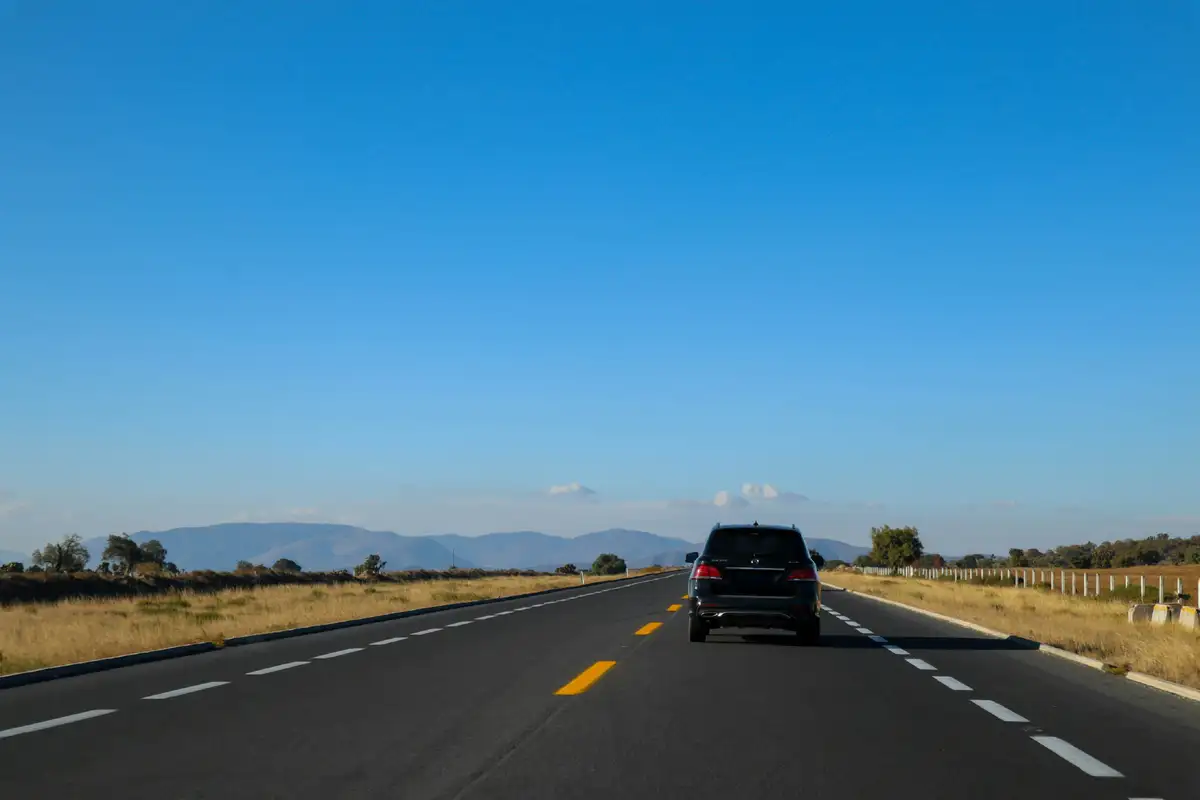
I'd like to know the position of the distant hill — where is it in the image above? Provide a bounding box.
[81,523,471,572]
[67,522,867,573]
[805,538,870,563]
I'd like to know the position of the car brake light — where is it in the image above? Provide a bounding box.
[787,567,818,581]
[693,564,722,579]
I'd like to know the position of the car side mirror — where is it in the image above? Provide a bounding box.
[685,551,698,564]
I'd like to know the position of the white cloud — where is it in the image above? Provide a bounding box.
[740,483,808,504]
[548,482,597,497]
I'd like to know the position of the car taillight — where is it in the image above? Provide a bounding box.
[787,567,818,581]
[693,564,722,579]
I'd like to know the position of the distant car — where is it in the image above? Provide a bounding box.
[684,522,822,644]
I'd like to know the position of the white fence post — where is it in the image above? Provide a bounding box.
[1177,577,1183,601]
[1159,575,1164,603]
[1140,575,1145,601]
[1072,573,1077,595]
[1109,575,1114,592]
[1083,573,1088,596]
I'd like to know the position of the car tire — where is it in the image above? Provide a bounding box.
[796,619,820,646]
[688,617,708,643]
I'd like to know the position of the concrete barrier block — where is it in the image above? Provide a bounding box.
[1151,603,1180,625]
[1128,603,1156,623]
[1179,606,1199,631]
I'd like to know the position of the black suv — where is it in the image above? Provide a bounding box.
[685,522,822,644]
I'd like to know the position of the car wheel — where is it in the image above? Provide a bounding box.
[796,619,820,646]
[688,617,708,643]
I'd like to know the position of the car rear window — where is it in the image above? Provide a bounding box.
[703,527,807,560]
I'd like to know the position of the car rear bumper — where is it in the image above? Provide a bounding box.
[690,590,820,630]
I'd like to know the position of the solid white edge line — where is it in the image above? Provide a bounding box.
[932,675,972,691]
[143,681,229,700]
[884,645,910,655]
[369,636,408,646]
[905,658,937,671]
[247,661,308,676]
[971,699,1029,723]
[313,648,364,659]
[1031,736,1123,778]
[0,709,117,739]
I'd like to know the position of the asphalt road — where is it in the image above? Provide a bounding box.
[1,572,1196,799]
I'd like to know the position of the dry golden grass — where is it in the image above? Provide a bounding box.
[0,571,653,676]
[823,571,1200,690]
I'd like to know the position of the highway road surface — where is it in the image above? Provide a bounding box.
[1,572,1197,799]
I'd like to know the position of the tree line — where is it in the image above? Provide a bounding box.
[846,527,1200,571]
[2,534,638,579]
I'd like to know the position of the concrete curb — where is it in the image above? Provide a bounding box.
[822,580,1200,704]
[0,570,682,691]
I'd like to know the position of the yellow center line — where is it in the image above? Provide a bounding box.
[555,661,617,696]
[635,622,663,635]
[667,604,682,612]
[681,594,689,599]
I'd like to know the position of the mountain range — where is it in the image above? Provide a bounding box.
[27,523,870,572]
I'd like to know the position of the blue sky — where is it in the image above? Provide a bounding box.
[1,1,1197,555]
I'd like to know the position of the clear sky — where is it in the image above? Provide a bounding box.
[1,1,1197,556]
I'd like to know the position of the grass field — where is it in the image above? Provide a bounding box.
[822,570,1200,691]
[0,571,658,676]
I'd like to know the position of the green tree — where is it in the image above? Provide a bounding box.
[1008,548,1027,567]
[355,553,386,577]
[102,534,143,575]
[140,539,168,567]
[272,558,303,572]
[869,525,924,569]
[591,553,627,575]
[0,561,23,573]
[555,563,580,575]
[31,534,90,573]
[235,560,255,571]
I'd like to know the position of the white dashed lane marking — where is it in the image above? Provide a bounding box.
[446,621,473,627]
[1032,736,1123,778]
[0,709,117,739]
[0,574,684,746]
[971,699,1029,723]
[143,681,229,700]
[829,598,1140,787]
[370,636,407,646]
[313,648,363,660]
[247,661,308,676]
